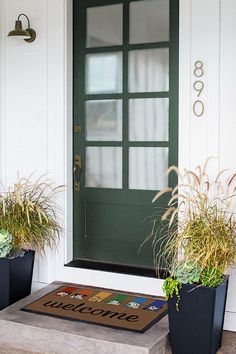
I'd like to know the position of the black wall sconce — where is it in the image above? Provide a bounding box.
[8,13,36,43]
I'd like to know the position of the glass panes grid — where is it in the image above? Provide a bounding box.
[86,52,123,94]
[86,0,170,47]
[129,98,169,141]
[85,0,170,191]
[86,100,122,141]
[129,147,168,190]
[129,49,169,92]
[129,0,169,44]
[87,5,123,48]
[86,147,122,188]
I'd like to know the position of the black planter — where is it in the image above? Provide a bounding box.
[0,250,35,310]
[168,278,228,354]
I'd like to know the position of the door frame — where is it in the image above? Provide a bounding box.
[71,0,179,275]
[40,0,172,297]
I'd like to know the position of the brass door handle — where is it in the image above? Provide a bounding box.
[73,155,82,191]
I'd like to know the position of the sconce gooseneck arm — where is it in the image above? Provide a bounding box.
[7,12,36,43]
[17,13,30,29]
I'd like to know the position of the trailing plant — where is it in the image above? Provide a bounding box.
[148,158,236,307]
[0,175,63,256]
[163,277,182,311]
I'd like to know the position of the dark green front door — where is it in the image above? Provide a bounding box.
[73,0,178,269]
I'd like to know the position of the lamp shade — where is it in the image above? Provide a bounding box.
[8,20,31,39]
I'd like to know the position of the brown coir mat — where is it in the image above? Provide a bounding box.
[22,283,167,333]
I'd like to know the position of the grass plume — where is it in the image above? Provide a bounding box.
[150,158,236,280]
[0,175,64,253]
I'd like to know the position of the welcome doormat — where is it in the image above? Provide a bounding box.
[22,283,167,332]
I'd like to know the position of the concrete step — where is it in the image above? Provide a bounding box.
[0,282,169,354]
[0,344,39,354]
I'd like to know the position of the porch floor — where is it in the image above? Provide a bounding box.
[0,282,169,354]
[0,331,235,354]
[218,331,236,354]
[0,282,235,353]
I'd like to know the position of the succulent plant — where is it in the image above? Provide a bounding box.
[175,261,201,284]
[0,229,12,258]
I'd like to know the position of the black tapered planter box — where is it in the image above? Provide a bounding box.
[168,278,228,354]
[0,250,35,310]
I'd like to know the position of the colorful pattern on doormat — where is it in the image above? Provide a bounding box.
[21,283,167,332]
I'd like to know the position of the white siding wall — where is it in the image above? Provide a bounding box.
[179,0,236,330]
[0,0,236,330]
[219,0,236,329]
[0,0,68,285]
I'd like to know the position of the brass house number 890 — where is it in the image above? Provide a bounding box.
[193,61,204,117]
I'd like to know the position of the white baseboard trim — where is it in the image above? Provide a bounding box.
[224,311,236,331]
[32,281,48,293]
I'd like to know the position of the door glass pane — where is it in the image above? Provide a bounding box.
[87,5,123,47]
[86,53,122,94]
[86,100,122,141]
[129,98,169,141]
[129,48,169,92]
[86,147,122,188]
[129,147,168,190]
[130,0,169,44]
